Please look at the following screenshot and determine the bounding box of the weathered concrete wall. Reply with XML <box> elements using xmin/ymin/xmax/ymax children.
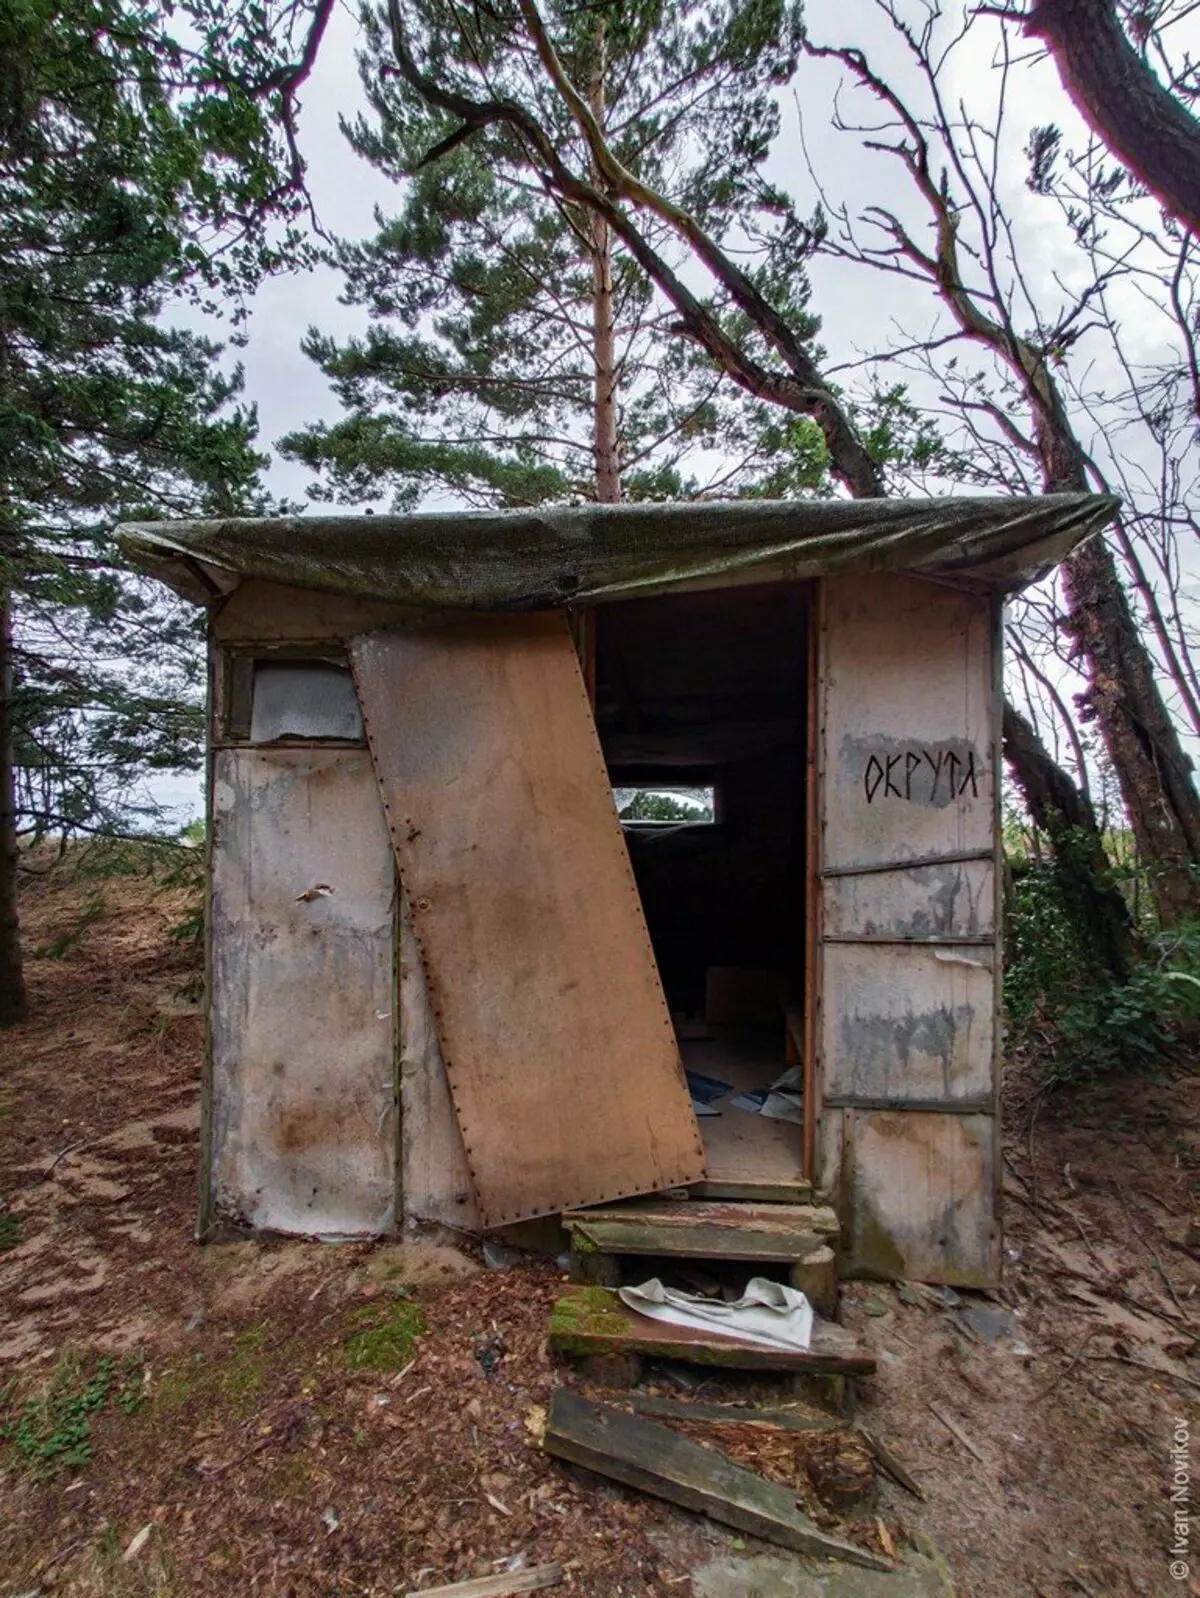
<box><xmin>840</xmin><ymin>1109</ymin><xmax>998</xmax><ymax>1287</ymax></box>
<box><xmin>817</xmin><ymin>574</ymin><xmax>1000</xmax><ymax>1286</ymax></box>
<box><xmin>207</xmin><ymin>747</ymin><xmax>397</xmax><ymax>1237</ymax></box>
<box><xmin>823</xmin><ymin>943</ymin><xmax>993</xmax><ymax>1104</ymax></box>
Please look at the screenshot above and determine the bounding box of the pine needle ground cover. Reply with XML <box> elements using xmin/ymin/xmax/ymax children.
<box><xmin>0</xmin><ymin>845</ymin><xmax>1194</xmax><ymax>1597</ymax></box>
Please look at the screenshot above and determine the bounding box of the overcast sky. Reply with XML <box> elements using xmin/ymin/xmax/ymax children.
<box><xmin>151</xmin><ymin>0</ymin><xmax>1199</xmax><ymax>822</ymax></box>
<box><xmin>232</xmin><ymin>0</ymin><xmax>1112</xmax><ymax>506</ymax></box>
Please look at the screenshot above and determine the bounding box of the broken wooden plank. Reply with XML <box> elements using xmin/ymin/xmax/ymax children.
<box><xmin>856</xmin><ymin>1425</ymin><xmax>925</xmax><ymax>1500</ymax></box>
<box><xmin>565</xmin><ymin>1219</ymin><xmax>835</xmax><ymax>1264</ymax></box>
<box><xmin>548</xmin><ymin>1287</ymin><xmax>875</xmax><ymax>1375</ymax></box>
<box><xmin>563</xmin><ymin>1198</ymin><xmax>839</xmax><ymax>1236</ymax></box>
<box><xmin>404</xmin><ymin>1565</ymin><xmax>562</xmax><ymax>1598</ymax></box>
<box><xmin>632</xmin><ymin>1396</ymin><xmax>842</xmax><ymax>1431</ymax></box>
<box><xmin>544</xmin><ymin>1389</ymin><xmax>889</xmax><ymax>1571</ymax></box>
<box><xmin>927</xmin><ymin>1402</ymin><xmax>984</xmax><ymax>1463</ymax></box>
<box><xmin>561</xmin><ymin>1201</ymin><xmax>839</xmax><ymax>1267</ymax></box>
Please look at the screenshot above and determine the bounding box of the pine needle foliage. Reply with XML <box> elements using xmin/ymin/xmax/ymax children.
<box><xmin>283</xmin><ymin>0</ymin><xmax>832</xmax><ymax>507</ymax></box>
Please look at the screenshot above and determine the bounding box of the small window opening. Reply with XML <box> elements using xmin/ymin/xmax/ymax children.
<box><xmin>614</xmin><ymin>785</ymin><xmax>717</xmax><ymax>826</ymax></box>
<box><xmin>249</xmin><ymin>660</ymin><xmax>363</xmax><ymax>743</ymax></box>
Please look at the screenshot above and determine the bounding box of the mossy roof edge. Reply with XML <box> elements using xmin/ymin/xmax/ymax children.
<box><xmin>117</xmin><ymin>492</ymin><xmax>1119</xmax><ymax>608</ymax></box>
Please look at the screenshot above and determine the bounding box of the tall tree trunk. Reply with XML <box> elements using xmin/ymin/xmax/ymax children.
<box><xmin>1040</xmin><ymin>419</ymin><xmax>1200</xmax><ymax>924</ymax></box>
<box><xmin>983</xmin><ymin>24</ymin><xmax>1200</xmax><ymax>923</ymax></box>
<box><xmin>0</xmin><ymin>586</ymin><xmax>27</xmax><ymax>1026</ymax></box>
<box><xmin>799</xmin><ymin>35</ymin><xmax>1200</xmax><ymax>926</ymax></box>
<box><xmin>1028</xmin><ymin>0</ymin><xmax>1200</xmax><ymax>236</ymax></box>
<box><xmin>1002</xmin><ymin>701</ymin><xmax>1133</xmax><ymax>977</ymax></box>
<box><xmin>1064</xmin><ymin>534</ymin><xmax>1200</xmax><ymax>924</ymax></box>
<box><xmin>589</xmin><ymin>39</ymin><xmax>620</xmax><ymax>504</ymax></box>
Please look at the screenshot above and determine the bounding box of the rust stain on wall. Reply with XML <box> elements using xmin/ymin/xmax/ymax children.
<box><xmin>208</xmin><ymin>746</ymin><xmax>396</xmax><ymax>1238</ymax></box>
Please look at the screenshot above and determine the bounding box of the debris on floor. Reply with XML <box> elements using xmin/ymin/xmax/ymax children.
<box><xmin>684</xmin><ymin>1070</ymin><xmax>733</xmax><ymax>1108</ymax></box>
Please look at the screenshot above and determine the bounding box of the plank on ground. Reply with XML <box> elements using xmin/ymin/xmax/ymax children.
<box><xmin>403</xmin><ymin>1565</ymin><xmax>561</xmax><ymax>1598</ymax></box>
<box><xmin>548</xmin><ymin>1288</ymin><xmax>875</xmax><ymax>1375</ymax></box>
<box><xmin>631</xmin><ymin>1395</ymin><xmax>842</xmax><ymax>1430</ymax></box>
<box><xmin>543</xmin><ymin>1390</ymin><xmax>889</xmax><ymax>1571</ymax></box>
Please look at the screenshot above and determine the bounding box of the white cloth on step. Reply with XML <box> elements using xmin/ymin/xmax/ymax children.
<box><xmin>617</xmin><ymin>1275</ymin><xmax>814</xmax><ymax>1352</ymax></box>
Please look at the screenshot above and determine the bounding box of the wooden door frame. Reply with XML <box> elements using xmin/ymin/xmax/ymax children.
<box><xmin>802</xmin><ymin>578</ymin><xmax>823</xmax><ymax>1184</ymax></box>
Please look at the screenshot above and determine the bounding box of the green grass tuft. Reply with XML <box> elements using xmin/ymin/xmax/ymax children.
<box><xmin>343</xmin><ymin>1297</ymin><xmax>428</xmax><ymax>1372</ymax></box>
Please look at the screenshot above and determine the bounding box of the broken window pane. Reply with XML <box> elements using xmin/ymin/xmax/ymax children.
<box><xmin>614</xmin><ymin>785</ymin><xmax>717</xmax><ymax>824</ymax></box>
<box><xmin>249</xmin><ymin>661</ymin><xmax>363</xmax><ymax>743</ymax></box>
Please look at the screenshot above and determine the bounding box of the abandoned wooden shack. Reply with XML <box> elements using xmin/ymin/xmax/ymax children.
<box><xmin>120</xmin><ymin>492</ymin><xmax>1117</xmax><ymax>1289</ymax></box>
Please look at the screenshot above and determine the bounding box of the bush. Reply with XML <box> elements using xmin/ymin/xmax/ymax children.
<box><xmin>1003</xmin><ymin>856</ymin><xmax>1200</xmax><ymax>1093</ymax></box>
<box><xmin>1005</xmin><ymin>857</ymin><xmax>1200</xmax><ymax>1087</ymax></box>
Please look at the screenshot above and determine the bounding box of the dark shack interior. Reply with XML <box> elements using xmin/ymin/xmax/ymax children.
<box><xmin>594</xmin><ymin>581</ymin><xmax>811</xmax><ymax>1185</ymax></box>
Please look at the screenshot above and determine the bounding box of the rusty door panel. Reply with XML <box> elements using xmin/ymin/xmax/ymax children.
<box><xmin>350</xmin><ymin>614</ymin><xmax>706</xmax><ymax>1229</ymax></box>
<box><xmin>208</xmin><ymin>747</ymin><xmax>396</xmax><ymax>1237</ymax></box>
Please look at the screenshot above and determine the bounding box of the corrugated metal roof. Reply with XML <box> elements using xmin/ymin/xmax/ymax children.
<box><xmin>118</xmin><ymin>492</ymin><xmax>1119</xmax><ymax>608</ymax></box>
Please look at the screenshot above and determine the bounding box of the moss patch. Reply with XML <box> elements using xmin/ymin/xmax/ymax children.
<box><xmin>343</xmin><ymin>1298</ymin><xmax>428</xmax><ymax>1372</ymax></box>
<box><xmin>221</xmin><ymin>1326</ymin><xmax>269</xmax><ymax>1405</ymax></box>
<box><xmin>847</xmin><ymin>1200</ymin><xmax>906</xmax><ymax>1282</ymax></box>
<box><xmin>548</xmin><ymin>1286</ymin><xmax>629</xmax><ymax>1344</ymax></box>
<box><xmin>549</xmin><ymin>1287</ymin><xmax>658</xmax><ymax>1358</ymax></box>
<box><xmin>154</xmin><ymin>1325</ymin><xmax>274</xmax><ymax>1419</ymax></box>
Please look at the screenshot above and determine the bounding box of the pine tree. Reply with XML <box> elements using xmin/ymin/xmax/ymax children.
<box><xmin>282</xmin><ymin>0</ymin><xmax>830</xmax><ymax>507</ymax></box>
<box><xmin>0</xmin><ymin>0</ymin><xmax>334</xmax><ymax>1025</ymax></box>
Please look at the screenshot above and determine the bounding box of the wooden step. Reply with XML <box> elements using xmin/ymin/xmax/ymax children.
<box><xmin>562</xmin><ymin>1197</ymin><xmax>839</xmax><ymax>1267</ymax></box>
<box><xmin>548</xmin><ymin>1286</ymin><xmax>874</xmax><ymax>1375</ymax></box>
<box><xmin>687</xmin><ymin>1178</ymin><xmax>813</xmax><ymax>1204</ymax></box>
<box><xmin>543</xmin><ymin>1389</ymin><xmax>889</xmax><ymax>1570</ymax></box>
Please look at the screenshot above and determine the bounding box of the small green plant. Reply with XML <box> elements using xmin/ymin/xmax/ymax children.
<box><xmin>1006</xmin><ymin>853</ymin><xmax>1200</xmax><ymax>1087</ymax></box>
<box><xmin>343</xmin><ymin>1296</ymin><xmax>427</xmax><ymax>1372</ymax></box>
<box><xmin>0</xmin><ymin>1210</ymin><xmax>20</xmax><ymax>1251</ymax></box>
<box><xmin>114</xmin><ymin>1355</ymin><xmax>147</xmax><ymax>1415</ymax></box>
<box><xmin>167</xmin><ymin>901</ymin><xmax>204</xmax><ymax>946</ymax></box>
<box><xmin>4</xmin><ymin>1353</ymin><xmax>115</xmax><ymax>1472</ymax></box>
<box><xmin>35</xmin><ymin>897</ymin><xmax>106</xmax><ymax>959</ymax></box>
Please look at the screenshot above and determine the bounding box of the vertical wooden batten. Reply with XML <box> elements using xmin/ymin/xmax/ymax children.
<box><xmin>803</xmin><ymin>580</ymin><xmax>822</xmax><ymax>1186</ymax></box>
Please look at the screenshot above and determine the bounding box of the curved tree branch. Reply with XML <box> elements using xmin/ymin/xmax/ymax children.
<box><xmin>1028</xmin><ymin>0</ymin><xmax>1200</xmax><ymax>235</ymax></box>
<box><xmin>385</xmin><ymin>0</ymin><xmax>887</xmax><ymax>496</ymax></box>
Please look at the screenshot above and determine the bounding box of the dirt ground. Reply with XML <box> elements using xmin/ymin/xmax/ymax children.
<box><xmin>1</xmin><ymin>848</ymin><xmax>1198</xmax><ymax>1597</ymax></box>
